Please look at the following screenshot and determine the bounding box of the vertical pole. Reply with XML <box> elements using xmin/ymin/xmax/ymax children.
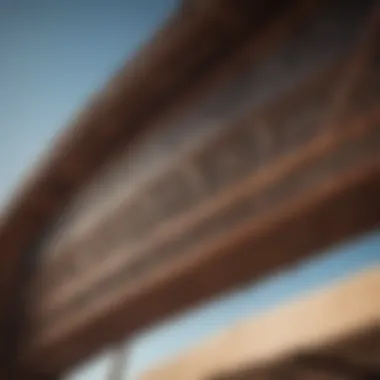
<box><xmin>107</xmin><ymin>343</ymin><xmax>128</xmax><ymax>380</ymax></box>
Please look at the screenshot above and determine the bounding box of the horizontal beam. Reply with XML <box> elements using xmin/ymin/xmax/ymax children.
<box><xmin>0</xmin><ymin>0</ymin><xmax>292</xmax><ymax>367</ymax></box>
<box><xmin>22</xmin><ymin>138</ymin><xmax>380</xmax><ymax>372</ymax></box>
<box><xmin>19</xmin><ymin>2</ymin><xmax>379</xmax><ymax>373</ymax></box>
<box><xmin>31</xmin><ymin>0</ymin><xmax>379</xmax><ymax>332</ymax></box>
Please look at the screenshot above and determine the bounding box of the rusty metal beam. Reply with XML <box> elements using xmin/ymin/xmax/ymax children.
<box><xmin>0</xmin><ymin>0</ymin><xmax>292</xmax><ymax>369</ymax></box>
<box><xmin>14</xmin><ymin>1</ymin><xmax>379</xmax><ymax>374</ymax></box>
<box><xmin>22</xmin><ymin>136</ymin><xmax>380</xmax><ymax>374</ymax></box>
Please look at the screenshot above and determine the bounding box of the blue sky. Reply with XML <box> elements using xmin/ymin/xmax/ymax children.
<box><xmin>0</xmin><ymin>0</ymin><xmax>178</xmax><ymax>207</ymax></box>
<box><xmin>1</xmin><ymin>2</ymin><xmax>379</xmax><ymax>379</ymax></box>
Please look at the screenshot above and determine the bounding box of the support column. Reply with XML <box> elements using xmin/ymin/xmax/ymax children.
<box><xmin>107</xmin><ymin>343</ymin><xmax>129</xmax><ymax>380</ymax></box>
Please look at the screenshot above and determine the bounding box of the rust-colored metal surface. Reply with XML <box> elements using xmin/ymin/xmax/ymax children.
<box><xmin>15</xmin><ymin>1</ymin><xmax>379</xmax><ymax>375</ymax></box>
<box><xmin>0</xmin><ymin>0</ymin><xmax>290</xmax><ymax>374</ymax></box>
<box><xmin>33</xmin><ymin>0</ymin><xmax>329</xmax><ymax>334</ymax></box>
<box><xmin>0</xmin><ymin>0</ymin><xmax>379</xmax><ymax>377</ymax></box>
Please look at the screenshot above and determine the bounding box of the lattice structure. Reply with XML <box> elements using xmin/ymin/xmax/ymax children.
<box><xmin>0</xmin><ymin>0</ymin><xmax>378</xmax><ymax>378</ymax></box>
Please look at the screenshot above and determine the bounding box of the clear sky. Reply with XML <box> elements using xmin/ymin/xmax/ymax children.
<box><xmin>0</xmin><ymin>0</ymin><xmax>178</xmax><ymax>207</ymax></box>
<box><xmin>1</xmin><ymin>2</ymin><xmax>379</xmax><ymax>379</ymax></box>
